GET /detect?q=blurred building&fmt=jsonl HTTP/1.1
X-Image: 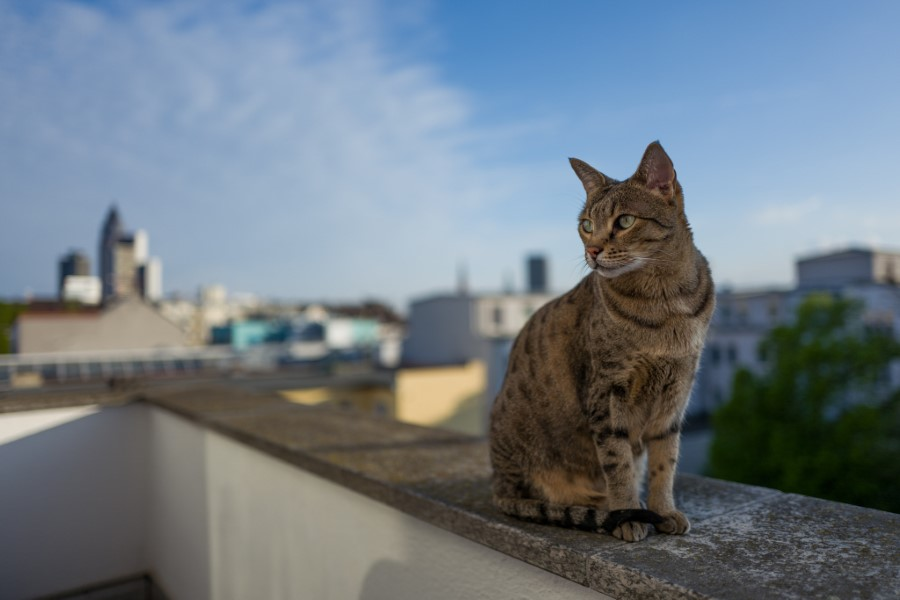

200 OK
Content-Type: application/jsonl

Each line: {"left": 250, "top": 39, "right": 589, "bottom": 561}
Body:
{"left": 279, "top": 362, "right": 487, "bottom": 435}
{"left": 797, "top": 248, "right": 900, "bottom": 289}
{"left": 61, "top": 276, "right": 102, "bottom": 306}
{"left": 158, "top": 286, "right": 268, "bottom": 347}
{"left": 283, "top": 308, "right": 392, "bottom": 366}
{"left": 694, "top": 247, "right": 900, "bottom": 418}
{"left": 99, "top": 206, "right": 124, "bottom": 302}
{"left": 98, "top": 206, "right": 163, "bottom": 303}
{"left": 113, "top": 234, "right": 138, "bottom": 298}
{"left": 402, "top": 292, "right": 552, "bottom": 367}
{"left": 58, "top": 250, "right": 90, "bottom": 297}
{"left": 58, "top": 250, "right": 101, "bottom": 305}
{"left": 12, "top": 296, "right": 187, "bottom": 354}
{"left": 137, "top": 258, "right": 163, "bottom": 302}
{"left": 211, "top": 320, "right": 290, "bottom": 351}
{"left": 401, "top": 275, "right": 555, "bottom": 435}
{"left": 526, "top": 254, "right": 549, "bottom": 294}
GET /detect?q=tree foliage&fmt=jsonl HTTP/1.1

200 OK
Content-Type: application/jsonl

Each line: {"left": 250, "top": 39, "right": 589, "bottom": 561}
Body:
{"left": 0, "top": 302, "right": 25, "bottom": 354}
{"left": 708, "top": 294, "right": 900, "bottom": 513}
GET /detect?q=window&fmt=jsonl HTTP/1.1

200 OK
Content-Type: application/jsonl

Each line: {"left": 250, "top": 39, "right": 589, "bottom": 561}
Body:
{"left": 768, "top": 299, "right": 779, "bottom": 322}
{"left": 492, "top": 306, "right": 504, "bottom": 326}
{"left": 720, "top": 304, "right": 732, "bottom": 324}
{"left": 709, "top": 345, "right": 721, "bottom": 365}
{"left": 727, "top": 344, "right": 738, "bottom": 364}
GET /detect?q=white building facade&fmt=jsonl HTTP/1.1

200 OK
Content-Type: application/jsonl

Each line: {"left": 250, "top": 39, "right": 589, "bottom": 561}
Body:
{"left": 694, "top": 248, "right": 900, "bottom": 417}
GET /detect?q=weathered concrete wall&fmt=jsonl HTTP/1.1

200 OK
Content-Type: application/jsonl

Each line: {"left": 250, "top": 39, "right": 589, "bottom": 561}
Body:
{"left": 0, "top": 398, "right": 608, "bottom": 600}
{"left": 0, "top": 405, "right": 149, "bottom": 599}
{"left": 204, "top": 417, "right": 609, "bottom": 600}
{"left": 146, "top": 407, "right": 211, "bottom": 600}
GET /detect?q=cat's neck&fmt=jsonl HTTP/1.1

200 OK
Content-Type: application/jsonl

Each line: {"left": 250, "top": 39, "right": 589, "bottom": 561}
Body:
{"left": 595, "top": 239, "right": 700, "bottom": 302}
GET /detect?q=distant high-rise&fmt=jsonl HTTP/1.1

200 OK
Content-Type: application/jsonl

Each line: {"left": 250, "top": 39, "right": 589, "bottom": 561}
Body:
{"left": 58, "top": 250, "right": 90, "bottom": 297}
{"left": 114, "top": 235, "right": 138, "bottom": 298}
{"left": 133, "top": 229, "right": 148, "bottom": 264}
{"left": 457, "top": 262, "right": 469, "bottom": 296}
{"left": 526, "top": 255, "right": 548, "bottom": 294}
{"left": 138, "top": 258, "right": 163, "bottom": 302}
{"left": 99, "top": 206, "right": 123, "bottom": 302}
{"left": 97, "top": 205, "right": 163, "bottom": 303}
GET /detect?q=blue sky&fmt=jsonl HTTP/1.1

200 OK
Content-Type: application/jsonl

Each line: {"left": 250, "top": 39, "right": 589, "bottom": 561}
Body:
{"left": 2, "top": 0, "right": 898, "bottom": 310}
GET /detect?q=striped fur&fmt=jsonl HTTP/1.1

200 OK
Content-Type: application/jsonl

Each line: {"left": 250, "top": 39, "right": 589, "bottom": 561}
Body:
{"left": 489, "top": 142, "right": 715, "bottom": 542}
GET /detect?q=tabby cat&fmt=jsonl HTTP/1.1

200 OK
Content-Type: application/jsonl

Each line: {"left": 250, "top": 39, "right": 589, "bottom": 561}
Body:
{"left": 489, "top": 141, "right": 714, "bottom": 542}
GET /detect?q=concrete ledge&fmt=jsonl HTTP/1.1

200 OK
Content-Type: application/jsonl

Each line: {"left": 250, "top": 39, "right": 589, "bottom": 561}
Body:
{"left": 3, "top": 383, "right": 897, "bottom": 598}
{"left": 138, "top": 384, "right": 900, "bottom": 600}
{"left": 0, "top": 384, "right": 135, "bottom": 413}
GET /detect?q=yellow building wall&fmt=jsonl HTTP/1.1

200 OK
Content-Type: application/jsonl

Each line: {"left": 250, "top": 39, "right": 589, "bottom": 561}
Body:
{"left": 280, "top": 386, "right": 395, "bottom": 418}
{"left": 394, "top": 360, "right": 487, "bottom": 436}
{"left": 278, "top": 360, "right": 489, "bottom": 436}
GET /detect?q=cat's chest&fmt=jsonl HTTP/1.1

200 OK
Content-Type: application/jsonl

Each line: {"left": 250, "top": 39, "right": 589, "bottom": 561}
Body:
{"left": 593, "top": 306, "right": 709, "bottom": 358}
{"left": 604, "top": 353, "right": 696, "bottom": 413}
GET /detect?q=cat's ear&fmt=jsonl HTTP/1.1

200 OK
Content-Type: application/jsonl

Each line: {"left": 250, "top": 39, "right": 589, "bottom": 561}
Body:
{"left": 569, "top": 158, "right": 608, "bottom": 197}
{"left": 634, "top": 141, "right": 677, "bottom": 202}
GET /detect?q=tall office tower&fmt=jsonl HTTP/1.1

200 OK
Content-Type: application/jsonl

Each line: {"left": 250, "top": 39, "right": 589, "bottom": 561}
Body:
{"left": 526, "top": 255, "right": 548, "bottom": 294}
{"left": 58, "top": 250, "right": 90, "bottom": 297}
{"left": 99, "top": 206, "right": 123, "bottom": 302}
{"left": 138, "top": 258, "right": 163, "bottom": 302}
{"left": 98, "top": 206, "right": 163, "bottom": 302}
{"left": 114, "top": 235, "right": 138, "bottom": 298}
{"left": 133, "top": 229, "right": 148, "bottom": 265}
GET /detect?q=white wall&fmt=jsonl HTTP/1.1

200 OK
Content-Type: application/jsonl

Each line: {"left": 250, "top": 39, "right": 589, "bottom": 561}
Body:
{"left": 0, "top": 405, "right": 149, "bottom": 599}
{"left": 403, "top": 296, "right": 477, "bottom": 365}
{"left": 0, "top": 404, "right": 611, "bottom": 599}
{"left": 202, "top": 419, "right": 610, "bottom": 600}
{"left": 146, "top": 408, "right": 211, "bottom": 600}
{"left": 474, "top": 293, "right": 553, "bottom": 338}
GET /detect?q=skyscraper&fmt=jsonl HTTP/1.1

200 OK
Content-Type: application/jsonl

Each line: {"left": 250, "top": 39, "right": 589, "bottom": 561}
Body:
{"left": 138, "top": 258, "right": 163, "bottom": 302}
{"left": 98, "top": 206, "right": 163, "bottom": 303}
{"left": 114, "top": 235, "right": 138, "bottom": 298}
{"left": 58, "top": 250, "right": 90, "bottom": 297}
{"left": 99, "top": 206, "right": 123, "bottom": 302}
{"left": 526, "top": 255, "right": 548, "bottom": 294}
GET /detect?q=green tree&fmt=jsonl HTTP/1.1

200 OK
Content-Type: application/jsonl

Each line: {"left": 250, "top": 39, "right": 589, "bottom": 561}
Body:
{"left": 0, "top": 301, "right": 25, "bottom": 354}
{"left": 708, "top": 294, "right": 900, "bottom": 513}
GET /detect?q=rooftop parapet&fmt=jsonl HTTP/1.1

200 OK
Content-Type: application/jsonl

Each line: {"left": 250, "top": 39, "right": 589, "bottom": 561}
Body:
{"left": 1, "top": 381, "right": 898, "bottom": 599}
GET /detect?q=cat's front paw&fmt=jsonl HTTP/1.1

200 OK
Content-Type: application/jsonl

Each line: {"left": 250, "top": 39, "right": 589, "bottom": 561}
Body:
{"left": 654, "top": 510, "right": 690, "bottom": 535}
{"left": 611, "top": 521, "right": 649, "bottom": 542}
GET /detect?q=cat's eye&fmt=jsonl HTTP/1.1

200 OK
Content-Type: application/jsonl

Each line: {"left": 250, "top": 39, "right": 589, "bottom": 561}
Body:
{"left": 580, "top": 219, "right": 593, "bottom": 233}
{"left": 617, "top": 215, "right": 636, "bottom": 229}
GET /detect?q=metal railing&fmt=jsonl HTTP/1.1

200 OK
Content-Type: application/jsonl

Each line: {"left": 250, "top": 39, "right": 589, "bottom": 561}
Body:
{"left": 0, "top": 346, "right": 239, "bottom": 388}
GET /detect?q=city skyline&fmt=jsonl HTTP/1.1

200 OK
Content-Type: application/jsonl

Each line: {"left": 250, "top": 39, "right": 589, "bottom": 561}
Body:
{"left": 2, "top": 1, "right": 899, "bottom": 310}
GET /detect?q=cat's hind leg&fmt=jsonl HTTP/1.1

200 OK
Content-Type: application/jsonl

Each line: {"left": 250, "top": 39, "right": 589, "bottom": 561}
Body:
{"left": 493, "top": 497, "right": 606, "bottom": 531}
{"left": 492, "top": 468, "right": 607, "bottom": 531}
{"left": 494, "top": 469, "right": 663, "bottom": 535}
{"left": 532, "top": 469, "right": 607, "bottom": 507}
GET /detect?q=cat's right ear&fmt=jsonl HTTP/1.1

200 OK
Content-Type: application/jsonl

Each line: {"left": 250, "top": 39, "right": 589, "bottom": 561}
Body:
{"left": 569, "top": 158, "right": 608, "bottom": 197}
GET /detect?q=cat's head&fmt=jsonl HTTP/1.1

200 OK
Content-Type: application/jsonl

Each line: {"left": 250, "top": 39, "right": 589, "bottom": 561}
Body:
{"left": 570, "top": 141, "right": 688, "bottom": 278}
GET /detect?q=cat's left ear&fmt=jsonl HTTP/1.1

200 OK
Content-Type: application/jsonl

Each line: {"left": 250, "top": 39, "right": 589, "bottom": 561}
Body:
{"left": 569, "top": 158, "right": 608, "bottom": 197}
{"left": 634, "top": 141, "right": 677, "bottom": 203}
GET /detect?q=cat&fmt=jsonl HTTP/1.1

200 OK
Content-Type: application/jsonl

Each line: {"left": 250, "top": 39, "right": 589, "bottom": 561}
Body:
{"left": 489, "top": 141, "right": 715, "bottom": 542}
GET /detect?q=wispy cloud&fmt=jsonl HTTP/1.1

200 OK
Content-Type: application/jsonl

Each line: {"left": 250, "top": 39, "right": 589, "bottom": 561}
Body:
{"left": 0, "top": 0, "right": 545, "bottom": 304}
{"left": 751, "top": 197, "right": 823, "bottom": 226}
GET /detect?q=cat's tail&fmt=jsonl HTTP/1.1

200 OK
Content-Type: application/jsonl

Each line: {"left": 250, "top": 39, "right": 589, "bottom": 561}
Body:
{"left": 493, "top": 496, "right": 665, "bottom": 534}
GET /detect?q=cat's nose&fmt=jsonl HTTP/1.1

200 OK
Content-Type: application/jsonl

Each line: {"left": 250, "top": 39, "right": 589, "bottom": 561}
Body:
{"left": 586, "top": 246, "right": 601, "bottom": 259}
